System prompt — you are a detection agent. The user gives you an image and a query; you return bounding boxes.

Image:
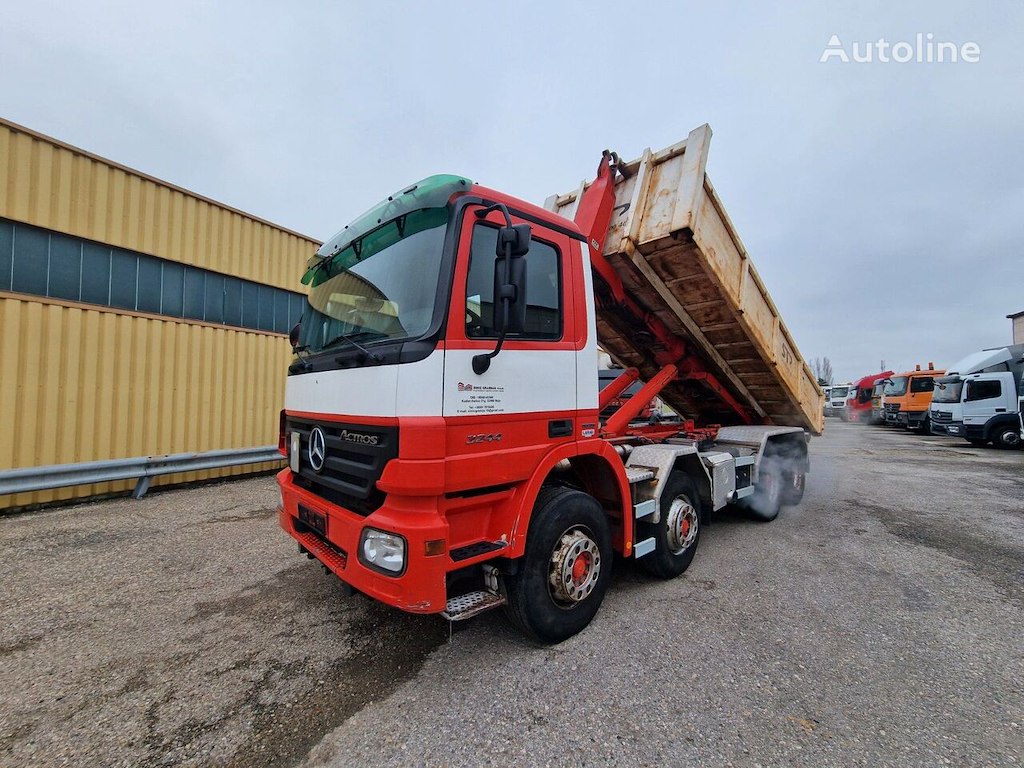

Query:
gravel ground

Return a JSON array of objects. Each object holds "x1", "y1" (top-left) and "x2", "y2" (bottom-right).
[{"x1": 2, "y1": 423, "x2": 1022, "y2": 766}]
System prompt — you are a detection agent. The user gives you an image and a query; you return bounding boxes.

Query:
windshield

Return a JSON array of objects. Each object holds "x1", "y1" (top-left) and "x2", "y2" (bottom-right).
[
  {"x1": 885, "y1": 376, "x2": 909, "y2": 396},
  {"x1": 873, "y1": 382, "x2": 886, "y2": 396},
  {"x1": 831, "y1": 386, "x2": 849, "y2": 398},
  {"x1": 297, "y1": 207, "x2": 449, "y2": 354},
  {"x1": 933, "y1": 379, "x2": 963, "y2": 403}
]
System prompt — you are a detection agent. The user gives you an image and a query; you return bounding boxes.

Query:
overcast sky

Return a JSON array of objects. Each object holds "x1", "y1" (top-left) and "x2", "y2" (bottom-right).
[{"x1": 3, "y1": 0, "x2": 1021, "y2": 383}]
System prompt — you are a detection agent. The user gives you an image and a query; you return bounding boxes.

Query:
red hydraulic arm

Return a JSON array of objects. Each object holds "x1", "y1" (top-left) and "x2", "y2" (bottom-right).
[
  {"x1": 597, "y1": 367, "x2": 640, "y2": 412},
  {"x1": 604, "y1": 363, "x2": 678, "y2": 437},
  {"x1": 575, "y1": 152, "x2": 755, "y2": 426}
]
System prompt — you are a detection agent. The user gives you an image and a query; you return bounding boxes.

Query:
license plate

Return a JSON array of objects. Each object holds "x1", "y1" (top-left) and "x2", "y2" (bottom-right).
[{"x1": 298, "y1": 505, "x2": 327, "y2": 536}]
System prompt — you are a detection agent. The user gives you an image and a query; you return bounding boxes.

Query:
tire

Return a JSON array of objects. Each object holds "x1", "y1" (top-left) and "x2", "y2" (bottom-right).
[
  {"x1": 915, "y1": 417, "x2": 931, "y2": 435},
  {"x1": 748, "y1": 463, "x2": 783, "y2": 522},
  {"x1": 637, "y1": 472, "x2": 702, "y2": 579},
  {"x1": 781, "y1": 470, "x2": 806, "y2": 506},
  {"x1": 993, "y1": 427, "x2": 1022, "y2": 450},
  {"x1": 504, "y1": 486, "x2": 613, "y2": 644}
]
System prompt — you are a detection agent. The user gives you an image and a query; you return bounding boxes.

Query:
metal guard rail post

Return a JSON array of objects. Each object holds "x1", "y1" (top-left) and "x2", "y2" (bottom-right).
[{"x1": 0, "y1": 446, "x2": 283, "y2": 500}]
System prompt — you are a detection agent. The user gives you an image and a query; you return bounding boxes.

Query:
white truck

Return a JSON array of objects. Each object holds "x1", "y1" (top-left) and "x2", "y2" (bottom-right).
[
  {"x1": 930, "y1": 344, "x2": 1024, "y2": 448},
  {"x1": 826, "y1": 384, "x2": 850, "y2": 418}
]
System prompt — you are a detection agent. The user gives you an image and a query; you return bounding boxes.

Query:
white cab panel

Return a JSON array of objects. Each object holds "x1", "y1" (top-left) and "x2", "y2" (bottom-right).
[
  {"x1": 443, "y1": 349, "x2": 577, "y2": 417},
  {"x1": 285, "y1": 350, "x2": 444, "y2": 418},
  {"x1": 575, "y1": 240, "x2": 599, "y2": 411}
]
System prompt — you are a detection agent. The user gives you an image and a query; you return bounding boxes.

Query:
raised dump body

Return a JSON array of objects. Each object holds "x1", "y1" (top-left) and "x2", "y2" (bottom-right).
[{"x1": 547, "y1": 125, "x2": 824, "y2": 434}]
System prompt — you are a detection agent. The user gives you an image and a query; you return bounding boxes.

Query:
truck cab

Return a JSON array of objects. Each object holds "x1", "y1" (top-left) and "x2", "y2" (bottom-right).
[
  {"x1": 870, "y1": 379, "x2": 888, "y2": 425},
  {"x1": 883, "y1": 364, "x2": 942, "y2": 432},
  {"x1": 848, "y1": 371, "x2": 893, "y2": 424},
  {"x1": 827, "y1": 384, "x2": 850, "y2": 418},
  {"x1": 931, "y1": 345, "x2": 1024, "y2": 448}
]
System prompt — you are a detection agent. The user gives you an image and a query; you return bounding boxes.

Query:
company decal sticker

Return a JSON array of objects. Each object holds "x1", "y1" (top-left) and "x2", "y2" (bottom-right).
[
  {"x1": 581, "y1": 422, "x2": 596, "y2": 438},
  {"x1": 455, "y1": 381, "x2": 505, "y2": 415}
]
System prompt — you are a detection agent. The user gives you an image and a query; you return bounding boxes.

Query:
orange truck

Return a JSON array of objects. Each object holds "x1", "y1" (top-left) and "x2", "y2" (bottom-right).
[{"x1": 882, "y1": 363, "x2": 944, "y2": 432}]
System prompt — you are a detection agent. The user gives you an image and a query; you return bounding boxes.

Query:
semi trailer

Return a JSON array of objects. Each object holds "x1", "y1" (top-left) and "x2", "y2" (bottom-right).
[{"x1": 276, "y1": 125, "x2": 823, "y2": 643}]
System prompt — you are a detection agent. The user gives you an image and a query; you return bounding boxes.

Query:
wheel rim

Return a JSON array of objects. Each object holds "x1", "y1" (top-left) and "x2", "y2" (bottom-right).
[
  {"x1": 665, "y1": 496, "x2": 699, "y2": 554},
  {"x1": 1000, "y1": 430, "x2": 1020, "y2": 447},
  {"x1": 548, "y1": 527, "x2": 602, "y2": 606}
]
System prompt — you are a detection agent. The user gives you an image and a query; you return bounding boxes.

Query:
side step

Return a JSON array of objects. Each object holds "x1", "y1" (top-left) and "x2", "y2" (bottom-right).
[{"x1": 441, "y1": 590, "x2": 507, "y2": 621}]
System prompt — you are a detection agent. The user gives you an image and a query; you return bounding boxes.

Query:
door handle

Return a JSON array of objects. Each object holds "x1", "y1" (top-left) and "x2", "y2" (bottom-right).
[{"x1": 548, "y1": 419, "x2": 573, "y2": 438}]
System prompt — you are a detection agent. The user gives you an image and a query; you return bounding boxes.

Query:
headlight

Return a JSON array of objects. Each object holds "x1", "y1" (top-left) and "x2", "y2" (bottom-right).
[
  {"x1": 359, "y1": 528, "x2": 406, "y2": 575},
  {"x1": 289, "y1": 431, "x2": 301, "y2": 473}
]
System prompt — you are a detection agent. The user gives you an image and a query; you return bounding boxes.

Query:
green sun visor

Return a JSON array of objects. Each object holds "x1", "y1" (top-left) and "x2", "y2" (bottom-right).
[{"x1": 303, "y1": 174, "x2": 472, "y2": 286}]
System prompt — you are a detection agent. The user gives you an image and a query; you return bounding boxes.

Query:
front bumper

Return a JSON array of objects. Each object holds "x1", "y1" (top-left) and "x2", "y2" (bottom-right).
[
  {"x1": 942, "y1": 420, "x2": 965, "y2": 437},
  {"x1": 897, "y1": 410, "x2": 927, "y2": 427},
  {"x1": 276, "y1": 468, "x2": 449, "y2": 613}
]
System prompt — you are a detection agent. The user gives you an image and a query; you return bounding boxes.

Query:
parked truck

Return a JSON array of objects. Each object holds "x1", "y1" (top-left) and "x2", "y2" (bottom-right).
[
  {"x1": 276, "y1": 125, "x2": 823, "y2": 643},
  {"x1": 883, "y1": 363, "x2": 943, "y2": 432},
  {"x1": 848, "y1": 371, "x2": 893, "y2": 423},
  {"x1": 827, "y1": 384, "x2": 850, "y2": 418},
  {"x1": 870, "y1": 378, "x2": 888, "y2": 425},
  {"x1": 930, "y1": 344, "x2": 1024, "y2": 448}
]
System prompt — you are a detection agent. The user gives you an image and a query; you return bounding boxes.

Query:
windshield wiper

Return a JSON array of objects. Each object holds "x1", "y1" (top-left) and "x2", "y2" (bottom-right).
[{"x1": 322, "y1": 331, "x2": 386, "y2": 363}]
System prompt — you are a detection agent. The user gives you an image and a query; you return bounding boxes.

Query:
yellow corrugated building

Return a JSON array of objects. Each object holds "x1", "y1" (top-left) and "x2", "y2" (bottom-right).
[{"x1": 0, "y1": 117, "x2": 320, "y2": 510}]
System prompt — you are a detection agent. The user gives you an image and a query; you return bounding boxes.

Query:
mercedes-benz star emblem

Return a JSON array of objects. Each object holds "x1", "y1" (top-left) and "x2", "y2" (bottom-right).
[{"x1": 308, "y1": 427, "x2": 327, "y2": 472}]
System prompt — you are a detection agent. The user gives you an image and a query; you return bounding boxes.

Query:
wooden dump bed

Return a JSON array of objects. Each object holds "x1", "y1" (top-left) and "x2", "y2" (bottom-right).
[{"x1": 546, "y1": 125, "x2": 824, "y2": 434}]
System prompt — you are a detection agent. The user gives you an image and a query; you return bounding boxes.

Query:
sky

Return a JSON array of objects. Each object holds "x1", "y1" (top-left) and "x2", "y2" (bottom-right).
[{"x1": 2, "y1": 0, "x2": 1022, "y2": 383}]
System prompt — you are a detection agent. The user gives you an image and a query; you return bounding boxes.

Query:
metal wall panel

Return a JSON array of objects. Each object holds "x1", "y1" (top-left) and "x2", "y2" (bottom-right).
[
  {"x1": 0, "y1": 118, "x2": 320, "y2": 290},
  {"x1": 0, "y1": 295, "x2": 290, "y2": 509}
]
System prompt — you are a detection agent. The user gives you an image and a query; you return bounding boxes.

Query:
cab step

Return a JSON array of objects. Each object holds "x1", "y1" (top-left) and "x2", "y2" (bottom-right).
[{"x1": 441, "y1": 590, "x2": 506, "y2": 622}]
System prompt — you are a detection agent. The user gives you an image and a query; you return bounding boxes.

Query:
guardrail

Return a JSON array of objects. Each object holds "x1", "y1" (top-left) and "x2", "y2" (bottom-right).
[{"x1": 0, "y1": 446, "x2": 283, "y2": 500}]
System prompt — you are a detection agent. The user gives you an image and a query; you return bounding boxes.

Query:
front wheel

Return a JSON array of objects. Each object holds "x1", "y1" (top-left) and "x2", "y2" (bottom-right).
[
  {"x1": 504, "y1": 487, "x2": 613, "y2": 644},
  {"x1": 638, "y1": 473, "x2": 702, "y2": 579},
  {"x1": 993, "y1": 428, "x2": 1022, "y2": 450}
]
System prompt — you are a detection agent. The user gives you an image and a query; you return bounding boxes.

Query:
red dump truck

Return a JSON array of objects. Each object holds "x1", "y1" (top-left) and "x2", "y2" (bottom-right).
[{"x1": 277, "y1": 125, "x2": 823, "y2": 642}]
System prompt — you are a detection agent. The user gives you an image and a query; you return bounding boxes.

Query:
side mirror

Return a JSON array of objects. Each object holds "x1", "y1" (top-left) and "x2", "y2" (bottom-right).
[
  {"x1": 472, "y1": 219, "x2": 531, "y2": 375},
  {"x1": 289, "y1": 323, "x2": 302, "y2": 349},
  {"x1": 491, "y1": 249, "x2": 527, "y2": 335},
  {"x1": 496, "y1": 223, "x2": 531, "y2": 258}
]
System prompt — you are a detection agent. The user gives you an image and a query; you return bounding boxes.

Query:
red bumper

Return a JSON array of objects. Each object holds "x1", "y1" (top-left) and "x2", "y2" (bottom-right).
[{"x1": 276, "y1": 468, "x2": 449, "y2": 613}]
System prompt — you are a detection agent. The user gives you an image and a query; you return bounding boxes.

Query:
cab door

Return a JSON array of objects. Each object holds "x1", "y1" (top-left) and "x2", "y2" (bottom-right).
[
  {"x1": 443, "y1": 206, "x2": 579, "y2": 418},
  {"x1": 962, "y1": 376, "x2": 1006, "y2": 430},
  {"x1": 441, "y1": 205, "x2": 582, "y2": 489}
]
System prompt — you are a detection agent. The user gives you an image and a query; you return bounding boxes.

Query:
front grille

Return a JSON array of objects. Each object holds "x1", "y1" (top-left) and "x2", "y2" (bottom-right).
[
  {"x1": 884, "y1": 403, "x2": 901, "y2": 414},
  {"x1": 286, "y1": 417, "x2": 399, "y2": 516},
  {"x1": 932, "y1": 410, "x2": 952, "y2": 423}
]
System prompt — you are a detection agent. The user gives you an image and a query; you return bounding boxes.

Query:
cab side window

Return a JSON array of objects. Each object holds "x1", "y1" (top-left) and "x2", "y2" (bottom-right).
[
  {"x1": 965, "y1": 380, "x2": 1001, "y2": 401},
  {"x1": 465, "y1": 224, "x2": 562, "y2": 340}
]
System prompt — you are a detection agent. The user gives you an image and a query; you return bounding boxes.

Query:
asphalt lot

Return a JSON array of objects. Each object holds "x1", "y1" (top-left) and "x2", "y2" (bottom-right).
[{"x1": 2, "y1": 422, "x2": 1022, "y2": 766}]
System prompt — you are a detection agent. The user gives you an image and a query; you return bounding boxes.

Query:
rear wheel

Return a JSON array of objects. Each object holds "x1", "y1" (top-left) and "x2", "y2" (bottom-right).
[
  {"x1": 504, "y1": 487, "x2": 612, "y2": 644},
  {"x1": 748, "y1": 465, "x2": 783, "y2": 522},
  {"x1": 781, "y1": 470, "x2": 806, "y2": 506},
  {"x1": 638, "y1": 473, "x2": 702, "y2": 579}
]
